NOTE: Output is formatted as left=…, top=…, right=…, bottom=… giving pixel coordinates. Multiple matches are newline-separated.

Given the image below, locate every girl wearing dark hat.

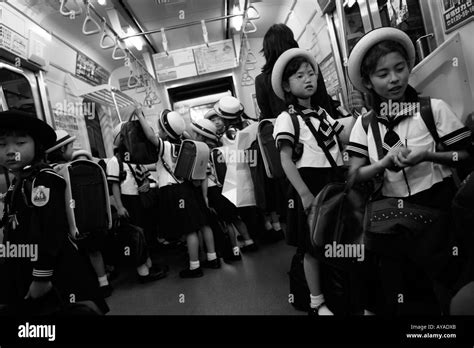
left=346, top=27, right=473, bottom=315
left=0, top=110, right=108, bottom=315
left=137, top=107, right=212, bottom=278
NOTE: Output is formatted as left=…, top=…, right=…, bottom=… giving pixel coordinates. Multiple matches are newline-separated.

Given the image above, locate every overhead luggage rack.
left=74, top=83, right=138, bottom=122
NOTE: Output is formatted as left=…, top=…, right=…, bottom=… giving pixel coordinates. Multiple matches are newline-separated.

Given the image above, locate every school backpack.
left=257, top=119, right=284, bottom=179
left=257, top=113, right=300, bottom=179
left=119, top=112, right=158, bottom=164
left=55, top=159, right=112, bottom=241
left=210, top=147, right=227, bottom=186
left=174, top=140, right=210, bottom=181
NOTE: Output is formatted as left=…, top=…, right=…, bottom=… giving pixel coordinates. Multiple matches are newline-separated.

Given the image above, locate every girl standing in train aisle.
left=211, top=96, right=262, bottom=242
left=255, top=24, right=339, bottom=245
left=136, top=108, right=220, bottom=278
left=46, top=130, right=112, bottom=298
left=107, top=124, right=168, bottom=284
left=0, top=110, right=109, bottom=315
left=346, top=27, right=473, bottom=315
left=191, top=118, right=256, bottom=260
left=272, top=49, right=356, bottom=315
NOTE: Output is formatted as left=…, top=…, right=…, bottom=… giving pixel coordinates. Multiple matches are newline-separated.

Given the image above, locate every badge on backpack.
left=32, top=185, right=50, bottom=207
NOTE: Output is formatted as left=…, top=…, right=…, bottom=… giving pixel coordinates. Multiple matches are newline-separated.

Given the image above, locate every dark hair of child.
left=282, top=56, right=316, bottom=106
left=0, top=128, right=46, bottom=165
left=261, top=24, right=298, bottom=74
left=360, top=39, right=419, bottom=113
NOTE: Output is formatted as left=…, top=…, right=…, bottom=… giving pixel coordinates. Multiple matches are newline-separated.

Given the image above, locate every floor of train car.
left=107, top=239, right=304, bottom=315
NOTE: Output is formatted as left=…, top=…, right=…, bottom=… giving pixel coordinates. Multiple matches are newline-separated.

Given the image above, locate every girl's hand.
left=381, top=147, right=409, bottom=170
left=25, top=280, right=53, bottom=300
left=301, top=191, right=315, bottom=214
left=396, top=148, right=427, bottom=167
left=117, top=206, right=129, bottom=219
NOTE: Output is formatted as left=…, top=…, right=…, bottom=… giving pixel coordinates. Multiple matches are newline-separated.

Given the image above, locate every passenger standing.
left=255, top=24, right=336, bottom=244
left=136, top=108, right=219, bottom=278
left=46, top=130, right=112, bottom=298
left=272, top=48, right=355, bottom=315
left=346, top=27, right=473, bottom=314
left=0, top=110, right=108, bottom=315
left=107, top=123, right=168, bottom=283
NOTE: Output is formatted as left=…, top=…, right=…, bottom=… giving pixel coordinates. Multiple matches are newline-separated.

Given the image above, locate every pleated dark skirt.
left=157, top=182, right=205, bottom=240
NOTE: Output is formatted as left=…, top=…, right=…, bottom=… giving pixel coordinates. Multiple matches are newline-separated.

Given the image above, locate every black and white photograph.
left=0, top=0, right=474, bottom=345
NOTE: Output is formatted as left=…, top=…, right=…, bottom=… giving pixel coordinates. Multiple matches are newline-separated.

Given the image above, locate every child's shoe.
left=240, top=243, right=258, bottom=253
left=100, top=284, right=113, bottom=298
left=179, top=267, right=204, bottom=278
left=224, top=253, right=242, bottom=263
left=138, top=267, right=167, bottom=283
left=202, top=259, right=221, bottom=269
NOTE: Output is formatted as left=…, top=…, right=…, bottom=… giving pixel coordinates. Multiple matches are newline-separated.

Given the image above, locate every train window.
left=0, top=68, right=35, bottom=114
left=378, top=0, right=427, bottom=64
left=343, top=1, right=365, bottom=53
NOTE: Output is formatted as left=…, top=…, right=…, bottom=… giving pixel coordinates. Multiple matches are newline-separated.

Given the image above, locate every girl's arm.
left=136, top=108, right=160, bottom=148
left=280, top=144, right=314, bottom=211
left=112, top=182, right=129, bottom=218
left=395, top=148, right=471, bottom=167
left=201, top=177, right=209, bottom=208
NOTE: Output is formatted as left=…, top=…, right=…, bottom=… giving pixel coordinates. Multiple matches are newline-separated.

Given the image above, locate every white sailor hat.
left=45, top=129, right=76, bottom=154
left=213, top=96, right=244, bottom=119
left=191, top=118, right=218, bottom=141
left=347, top=27, right=415, bottom=94
left=271, top=48, right=319, bottom=101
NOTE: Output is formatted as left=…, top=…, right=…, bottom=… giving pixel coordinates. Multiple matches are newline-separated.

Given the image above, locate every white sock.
left=310, top=294, right=325, bottom=309
left=244, top=239, right=254, bottom=246
left=190, top=260, right=200, bottom=270
left=98, top=275, right=109, bottom=287
left=264, top=221, right=272, bottom=230
left=137, top=264, right=149, bottom=276
left=233, top=246, right=240, bottom=256
left=207, top=252, right=217, bottom=261
left=272, top=222, right=282, bottom=231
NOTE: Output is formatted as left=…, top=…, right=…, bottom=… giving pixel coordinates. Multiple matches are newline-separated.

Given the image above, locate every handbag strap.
left=301, top=115, right=339, bottom=168
left=125, top=162, right=143, bottom=187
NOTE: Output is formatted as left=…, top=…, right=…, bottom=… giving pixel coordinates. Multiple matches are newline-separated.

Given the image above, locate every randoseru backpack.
left=55, top=159, right=112, bottom=241
left=174, top=140, right=210, bottom=181
left=119, top=112, right=158, bottom=164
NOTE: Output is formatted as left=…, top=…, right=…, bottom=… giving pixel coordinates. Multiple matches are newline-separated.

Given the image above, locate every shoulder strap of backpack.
left=419, top=96, right=443, bottom=148
left=289, top=111, right=300, bottom=146
left=301, top=115, right=338, bottom=168
left=419, top=96, right=461, bottom=186
left=369, top=113, right=385, bottom=161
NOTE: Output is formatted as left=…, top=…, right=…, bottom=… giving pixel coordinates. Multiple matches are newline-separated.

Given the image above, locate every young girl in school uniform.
left=346, top=27, right=473, bottom=314
left=46, top=130, right=112, bottom=298
left=0, top=110, right=108, bottom=315
left=191, top=118, right=256, bottom=260
left=272, top=48, right=355, bottom=315
left=137, top=108, right=220, bottom=278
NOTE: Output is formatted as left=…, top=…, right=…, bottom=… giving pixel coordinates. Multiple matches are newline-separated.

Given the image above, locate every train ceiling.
left=13, top=0, right=320, bottom=71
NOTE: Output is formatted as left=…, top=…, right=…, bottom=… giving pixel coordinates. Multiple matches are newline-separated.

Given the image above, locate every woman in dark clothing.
left=254, top=24, right=337, bottom=243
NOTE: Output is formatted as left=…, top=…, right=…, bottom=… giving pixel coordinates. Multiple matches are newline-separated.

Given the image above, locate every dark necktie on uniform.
left=296, top=106, right=337, bottom=150
left=377, top=102, right=416, bottom=155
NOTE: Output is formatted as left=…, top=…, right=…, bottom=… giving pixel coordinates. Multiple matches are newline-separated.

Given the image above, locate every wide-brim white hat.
left=191, top=118, right=218, bottom=141
left=271, top=48, right=319, bottom=101
left=348, top=27, right=416, bottom=94
left=214, top=96, right=244, bottom=119
left=46, top=129, right=76, bottom=154
left=159, top=109, right=185, bottom=139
